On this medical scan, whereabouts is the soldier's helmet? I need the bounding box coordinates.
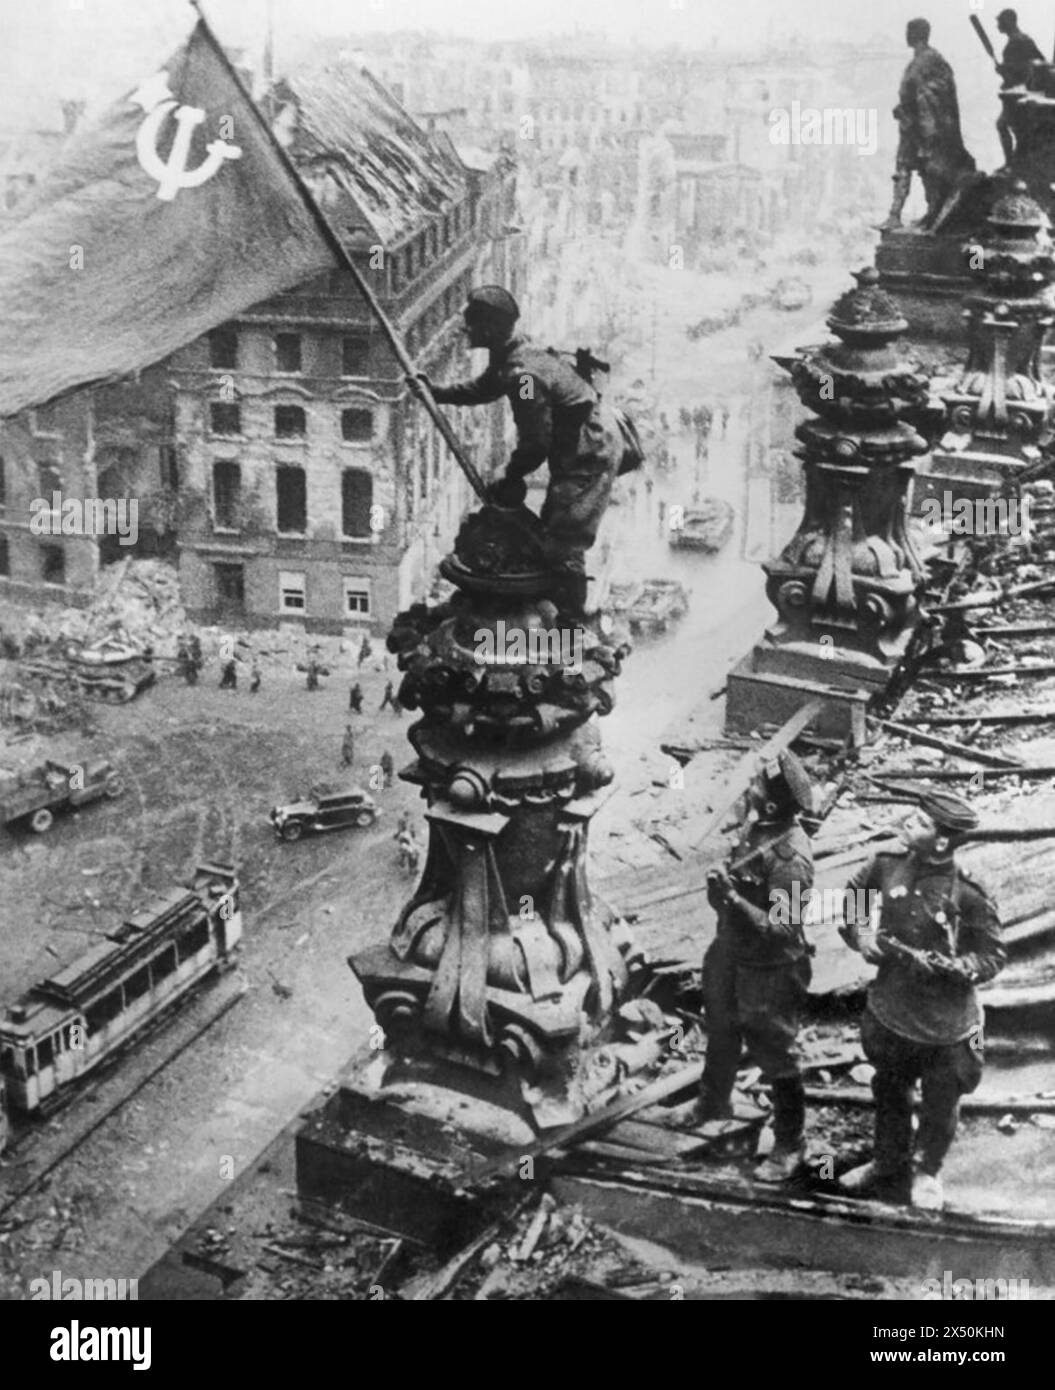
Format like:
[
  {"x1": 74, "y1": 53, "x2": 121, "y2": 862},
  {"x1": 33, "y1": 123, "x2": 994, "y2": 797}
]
[
  {"x1": 759, "y1": 749, "x2": 814, "y2": 817},
  {"x1": 464, "y1": 285, "x2": 520, "y2": 331},
  {"x1": 918, "y1": 790, "x2": 979, "y2": 837}
]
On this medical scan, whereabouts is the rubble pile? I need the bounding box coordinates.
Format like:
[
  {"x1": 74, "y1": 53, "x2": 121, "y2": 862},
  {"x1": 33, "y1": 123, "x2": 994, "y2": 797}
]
[{"x1": 0, "y1": 558, "x2": 187, "y2": 659}]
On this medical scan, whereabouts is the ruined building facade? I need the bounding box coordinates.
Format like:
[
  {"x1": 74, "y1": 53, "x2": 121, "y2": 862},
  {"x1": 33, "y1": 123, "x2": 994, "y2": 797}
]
[{"x1": 0, "y1": 60, "x2": 521, "y2": 631}]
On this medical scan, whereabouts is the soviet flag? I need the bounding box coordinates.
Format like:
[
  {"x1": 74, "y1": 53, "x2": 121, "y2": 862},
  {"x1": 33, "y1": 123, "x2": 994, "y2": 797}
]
[{"x1": 0, "y1": 19, "x2": 335, "y2": 418}]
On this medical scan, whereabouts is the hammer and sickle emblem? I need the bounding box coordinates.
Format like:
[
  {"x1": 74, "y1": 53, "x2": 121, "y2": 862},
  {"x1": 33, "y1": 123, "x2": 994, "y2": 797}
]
[{"x1": 132, "y1": 73, "x2": 242, "y2": 201}]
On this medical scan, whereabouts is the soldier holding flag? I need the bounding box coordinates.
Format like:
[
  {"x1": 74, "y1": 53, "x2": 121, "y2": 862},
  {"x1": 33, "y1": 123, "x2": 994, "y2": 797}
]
[{"x1": 412, "y1": 287, "x2": 628, "y2": 616}]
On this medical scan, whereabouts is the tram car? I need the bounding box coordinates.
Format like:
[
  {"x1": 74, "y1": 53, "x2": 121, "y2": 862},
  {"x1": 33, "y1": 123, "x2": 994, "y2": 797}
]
[{"x1": 0, "y1": 861, "x2": 241, "y2": 1121}]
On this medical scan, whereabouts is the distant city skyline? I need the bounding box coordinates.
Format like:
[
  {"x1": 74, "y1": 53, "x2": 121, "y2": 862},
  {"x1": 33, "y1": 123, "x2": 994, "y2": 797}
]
[{"x1": 0, "y1": 0, "x2": 1048, "y2": 170}]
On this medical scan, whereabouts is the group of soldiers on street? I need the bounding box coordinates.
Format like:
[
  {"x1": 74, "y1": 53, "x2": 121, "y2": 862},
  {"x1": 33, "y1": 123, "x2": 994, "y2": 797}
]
[{"x1": 696, "y1": 750, "x2": 1004, "y2": 1212}]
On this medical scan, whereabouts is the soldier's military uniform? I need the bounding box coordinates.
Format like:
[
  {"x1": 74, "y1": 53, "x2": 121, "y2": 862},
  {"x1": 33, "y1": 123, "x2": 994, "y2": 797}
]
[
  {"x1": 427, "y1": 288, "x2": 622, "y2": 612},
  {"x1": 699, "y1": 752, "x2": 815, "y2": 1179},
  {"x1": 841, "y1": 792, "x2": 1004, "y2": 1201},
  {"x1": 995, "y1": 11, "x2": 1045, "y2": 164}
]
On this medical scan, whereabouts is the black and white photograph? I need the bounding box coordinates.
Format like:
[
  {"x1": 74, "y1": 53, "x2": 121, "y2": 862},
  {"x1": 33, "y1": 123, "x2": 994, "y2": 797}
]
[{"x1": 0, "y1": 0, "x2": 1051, "y2": 1341}]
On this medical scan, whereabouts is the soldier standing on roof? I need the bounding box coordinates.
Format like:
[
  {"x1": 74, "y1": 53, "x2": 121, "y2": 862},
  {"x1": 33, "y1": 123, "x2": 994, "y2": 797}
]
[
  {"x1": 411, "y1": 286, "x2": 625, "y2": 616},
  {"x1": 838, "y1": 791, "x2": 1005, "y2": 1212},
  {"x1": 994, "y1": 9, "x2": 1045, "y2": 165},
  {"x1": 697, "y1": 750, "x2": 816, "y2": 1184}
]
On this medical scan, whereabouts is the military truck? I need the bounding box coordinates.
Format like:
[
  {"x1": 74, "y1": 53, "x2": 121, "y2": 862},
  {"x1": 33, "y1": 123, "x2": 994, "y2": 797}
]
[{"x1": 0, "y1": 757, "x2": 124, "y2": 834}]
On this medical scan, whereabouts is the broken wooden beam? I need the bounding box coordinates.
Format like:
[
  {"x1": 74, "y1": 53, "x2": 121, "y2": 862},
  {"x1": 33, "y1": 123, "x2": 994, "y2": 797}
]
[
  {"x1": 467, "y1": 1062, "x2": 706, "y2": 1187},
  {"x1": 870, "y1": 765, "x2": 1055, "y2": 782},
  {"x1": 868, "y1": 715, "x2": 1023, "y2": 768},
  {"x1": 400, "y1": 1195, "x2": 534, "y2": 1301},
  {"x1": 916, "y1": 709, "x2": 1055, "y2": 727},
  {"x1": 927, "y1": 575, "x2": 1055, "y2": 614},
  {"x1": 974, "y1": 622, "x2": 1055, "y2": 639},
  {"x1": 686, "y1": 699, "x2": 824, "y2": 853},
  {"x1": 927, "y1": 663, "x2": 1055, "y2": 682},
  {"x1": 805, "y1": 1085, "x2": 1055, "y2": 1115}
]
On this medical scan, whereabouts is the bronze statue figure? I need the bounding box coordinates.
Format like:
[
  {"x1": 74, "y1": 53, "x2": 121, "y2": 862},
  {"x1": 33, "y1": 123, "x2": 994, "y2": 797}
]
[{"x1": 880, "y1": 18, "x2": 976, "y2": 233}]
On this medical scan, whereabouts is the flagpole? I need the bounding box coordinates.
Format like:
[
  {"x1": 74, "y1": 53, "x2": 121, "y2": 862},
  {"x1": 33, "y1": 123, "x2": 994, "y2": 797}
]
[{"x1": 188, "y1": 0, "x2": 488, "y2": 502}]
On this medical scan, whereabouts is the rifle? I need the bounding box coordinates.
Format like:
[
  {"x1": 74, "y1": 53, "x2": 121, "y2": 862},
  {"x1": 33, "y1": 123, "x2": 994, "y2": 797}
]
[{"x1": 970, "y1": 14, "x2": 999, "y2": 69}]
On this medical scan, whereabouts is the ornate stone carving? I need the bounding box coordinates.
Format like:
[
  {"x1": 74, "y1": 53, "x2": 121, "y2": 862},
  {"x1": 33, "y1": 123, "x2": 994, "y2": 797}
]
[
  {"x1": 938, "y1": 184, "x2": 1055, "y2": 479},
  {"x1": 350, "y1": 503, "x2": 635, "y2": 1111},
  {"x1": 766, "y1": 267, "x2": 930, "y2": 665}
]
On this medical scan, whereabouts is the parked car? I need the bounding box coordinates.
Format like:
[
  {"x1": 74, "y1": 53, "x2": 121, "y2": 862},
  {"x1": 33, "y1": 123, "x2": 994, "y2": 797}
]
[
  {"x1": 270, "y1": 784, "x2": 379, "y2": 841},
  {"x1": 627, "y1": 580, "x2": 690, "y2": 636},
  {"x1": 0, "y1": 757, "x2": 123, "y2": 834}
]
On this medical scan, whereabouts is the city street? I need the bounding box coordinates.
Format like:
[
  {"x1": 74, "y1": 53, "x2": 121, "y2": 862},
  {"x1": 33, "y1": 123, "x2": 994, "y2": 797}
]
[{"x1": 0, "y1": 287, "x2": 837, "y2": 1292}]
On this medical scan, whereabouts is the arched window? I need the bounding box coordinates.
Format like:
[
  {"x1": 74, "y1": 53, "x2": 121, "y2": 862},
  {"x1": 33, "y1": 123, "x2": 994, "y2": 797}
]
[{"x1": 342, "y1": 468, "x2": 372, "y2": 538}]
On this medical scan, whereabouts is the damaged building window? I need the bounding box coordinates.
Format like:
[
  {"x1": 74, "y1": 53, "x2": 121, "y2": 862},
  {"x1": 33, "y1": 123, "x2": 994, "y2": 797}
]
[
  {"x1": 213, "y1": 562, "x2": 244, "y2": 611},
  {"x1": 0, "y1": 537, "x2": 8, "y2": 575},
  {"x1": 0, "y1": 455, "x2": 5, "y2": 509},
  {"x1": 210, "y1": 402, "x2": 241, "y2": 436},
  {"x1": 37, "y1": 461, "x2": 62, "y2": 494},
  {"x1": 274, "y1": 405, "x2": 306, "y2": 439},
  {"x1": 212, "y1": 461, "x2": 241, "y2": 530},
  {"x1": 162, "y1": 444, "x2": 179, "y2": 492},
  {"x1": 341, "y1": 408, "x2": 373, "y2": 443},
  {"x1": 276, "y1": 466, "x2": 307, "y2": 533},
  {"x1": 279, "y1": 570, "x2": 306, "y2": 613},
  {"x1": 342, "y1": 336, "x2": 369, "y2": 376},
  {"x1": 343, "y1": 577, "x2": 370, "y2": 615},
  {"x1": 274, "y1": 333, "x2": 302, "y2": 373},
  {"x1": 40, "y1": 544, "x2": 65, "y2": 585},
  {"x1": 209, "y1": 328, "x2": 238, "y2": 370},
  {"x1": 341, "y1": 468, "x2": 372, "y2": 538}
]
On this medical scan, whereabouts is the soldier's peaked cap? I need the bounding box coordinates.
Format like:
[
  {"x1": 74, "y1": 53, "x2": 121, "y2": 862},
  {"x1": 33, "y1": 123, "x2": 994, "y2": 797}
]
[
  {"x1": 465, "y1": 285, "x2": 520, "y2": 323},
  {"x1": 918, "y1": 790, "x2": 979, "y2": 833},
  {"x1": 760, "y1": 749, "x2": 814, "y2": 814}
]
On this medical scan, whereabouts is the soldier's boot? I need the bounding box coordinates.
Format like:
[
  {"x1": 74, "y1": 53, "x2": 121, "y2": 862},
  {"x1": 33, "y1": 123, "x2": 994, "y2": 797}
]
[
  {"x1": 837, "y1": 1159, "x2": 910, "y2": 1195},
  {"x1": 877, "y1": 172, "x2": 911, "y2": 232},
  {"x1": 910, "y1": 1169, "x2": 945, "y2": 1211},
  {"x1": 754, "y1": 1076, "x2": 807, "y2": 1183}
]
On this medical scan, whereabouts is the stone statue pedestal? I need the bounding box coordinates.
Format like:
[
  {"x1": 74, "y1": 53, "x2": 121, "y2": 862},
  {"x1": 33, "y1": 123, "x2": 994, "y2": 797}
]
[
  {"x1": 725, "y1": 646, "x2": 873, "y2": 742},
  {"x1": 295, "y1": 1049, "x2": 533, "y2": 1245},
  {"x1": 876, "y1": 227, "x2": 975, "y2": 344},
  {"x1": 296, "y1": 503, "x2": 655, "y2": 1224},
  {"x1": 725, "y1": 268, "x2": 929, "y2": 740}
]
